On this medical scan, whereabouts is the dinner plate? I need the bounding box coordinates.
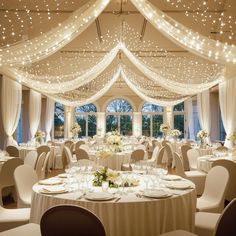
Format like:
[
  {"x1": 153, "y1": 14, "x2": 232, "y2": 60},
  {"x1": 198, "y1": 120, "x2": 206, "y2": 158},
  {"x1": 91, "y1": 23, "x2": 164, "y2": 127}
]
[
  {"x1": 85, "y1": 192, "x2": 115, "y2": 201},
  {"x1": 38, "y1": 179, "x2": 63, "y2": 185},
  {"x1": 142, "y1": 190, "x2": 172, "y2": 199},
  {"x1": 161, "y1": 175, "x2": 182, "y2": 181},
  {"x1": 40, "y1": 186, "x2": 67, "y2": 194},
  {"x1": 166, "y1": 182, "x2": 192, "y2": 190},
  {"x1": 58, "y1": 173, "x2": 70, "y2": 178}
]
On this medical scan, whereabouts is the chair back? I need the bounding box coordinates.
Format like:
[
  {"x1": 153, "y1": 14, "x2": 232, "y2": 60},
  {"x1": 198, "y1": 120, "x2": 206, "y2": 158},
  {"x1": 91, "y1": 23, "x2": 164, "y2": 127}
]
[
  {"x1": 47, "y1": 140, "x2": 55, "y2": 146},
  {"x1": 216, "y1": 146, "x2": 228, "y2": 152},
  {"x1": 212, "y1": 160, "x2": 236, "y2": 201},
  {"x1": 77, "y1": 159, "x2": 97, "y2": 170},
  {"x1": 37, "y1": 145, "x2": 50, "y2": 157},
  {"x1": 64, "y1": 140, "x2": 73, "y2": 148},
  {"x1": 187, "y1": 149, "x2": 200, "y2": 170},
  {"x1": 161, "y1": 140, "x2": 171, "y2": 147},
  {"x1": 24, "y1": 150, "x2": 38, "y2": 169},
  {"x1": 135, "y1": 144, "x2": 146, "y2": 151},
  {"x1": 215, "y1": 198, "x2": 236, "y2": 236},
  {"x1": 40, "y1": 205, "x2": 106, "y2": 236},
  {"x1": 75, "y1": 148, "x2": 89, "y2": 161},
  {"x1": 152, "y1": 140, "x2": 159, "y2": 149},
  {"x1": 64, "y1": 146, "x2": 75, "y2": 164},
  {"x1": 173, "y1": 152, "x2": 186, "y2": 178},
  {"x1": 14, "y1": 165, "x2": 38, "y2": 207},
  {"x1": 75, "y1": 140, "x2": 85, "y2": 152},
  {"x1": 201, "y1": 166, "x2": 229, "y2": 213},
  {"x1": 6, "y1": 145, "x2": 19, "y2": 157},
  {"x1": 164, "y1": 143, "x2": 173, "y2": 167},
  {"x1": 80, "y1": 144, "x2": 90, "y2": 152},
  {"x1": 180, "y1": 144, "x2": 192, "y2": 171},
  {"x1": 131, "y1": 149, "x2": 145, "y2": 162},
  {"x1": 156, "y1": 146, "x2": 165, "y2": 165},
  {"x1": 35, "y1": 152, "x2": 46, "y2": 180},
  {"x1": 151, "y1": 146, "x2": 160, "y2": 161}
]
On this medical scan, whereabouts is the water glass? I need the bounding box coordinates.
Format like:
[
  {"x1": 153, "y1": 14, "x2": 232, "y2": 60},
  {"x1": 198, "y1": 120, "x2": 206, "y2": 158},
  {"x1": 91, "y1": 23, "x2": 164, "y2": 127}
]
[{"x1": 102, "y1": 181, "x2": 109, "y2": 192}]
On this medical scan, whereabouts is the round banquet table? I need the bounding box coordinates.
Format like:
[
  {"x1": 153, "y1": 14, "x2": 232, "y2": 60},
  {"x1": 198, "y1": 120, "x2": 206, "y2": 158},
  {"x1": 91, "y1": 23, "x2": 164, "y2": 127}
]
[{"x1": 30, "y1": 175, "x2": 196, "y2": 236}]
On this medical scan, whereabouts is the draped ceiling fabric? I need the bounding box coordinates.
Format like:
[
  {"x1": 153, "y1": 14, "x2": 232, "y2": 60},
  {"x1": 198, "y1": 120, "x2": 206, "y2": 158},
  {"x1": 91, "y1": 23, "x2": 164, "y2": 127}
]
[
  {"x1": 219, "y1": 79, "x2": 236, "y2": 147},
  {"x1": 1, "y1": 76, "x2": 22, "y2": 146},
  {"x1": 197, "y1": 90, "x2": 211, "y2": 142},
  {"x1": 29, "y1": 90, "x2": 42, "y2": 139},
  {"x1": 45, "y1": 98, "x2": 55, "y2": 142}
]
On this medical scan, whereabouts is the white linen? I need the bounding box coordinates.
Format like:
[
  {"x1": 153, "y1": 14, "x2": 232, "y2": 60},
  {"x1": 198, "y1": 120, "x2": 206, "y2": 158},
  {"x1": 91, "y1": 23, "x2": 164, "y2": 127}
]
[
  {"x1": 29, "y1": 90, "x2": 41, "y2": 139},
  {"x1": 219, "y1": 79, "x2": 236, "y2": 148},
  {"x1": 45, "y1": 98, "x2": 55, "y2": 142},
  {"x1": 1, "y1": 76, "x2": 22, "y2": 146}
]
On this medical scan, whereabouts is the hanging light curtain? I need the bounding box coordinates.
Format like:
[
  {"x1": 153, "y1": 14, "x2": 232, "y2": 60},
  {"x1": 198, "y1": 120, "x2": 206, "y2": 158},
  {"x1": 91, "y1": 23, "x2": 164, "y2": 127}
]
[
  {"x1": 219, "y1": 79, "x2": 236, "y2": 147},
  {"x1": 197, "y1": 90, "x2": 211, "y2": 142},
  {"x1": 1, "y1": 76, "x2": 22, "y2": 146},
  {"x1": 29, "y1": 90, "x2": 41, "y2": 139},
  {"x1": 45, "y1": 98, "x2": 55, "y2": 142},
  {"x1": 130, "y1": 0, "x2": 236, "y2": 65}
]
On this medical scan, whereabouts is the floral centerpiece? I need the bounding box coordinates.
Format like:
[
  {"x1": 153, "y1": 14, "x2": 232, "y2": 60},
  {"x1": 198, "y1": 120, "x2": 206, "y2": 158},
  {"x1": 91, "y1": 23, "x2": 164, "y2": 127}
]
[
  {"x1": 227, "y1": 132, "x2": 236, "y2": 148},
  {"x1": 96, "y1": 149, "x2": 112, "y2": 160},
  {"x1": 71, "y1": 123, "x2": 81, "y2": 139},
  {"x1": 105, "y1": 130, "x2": 123, "y2": 152},
  {"x1": 160, "y1": 124, "x2": 169, "y2": 139},
  {"x1": 169, "y1": 129, "x2": 182, "y2": 140},
  {"x1": 197, "y1": 130, "x2": 208, "y2": 147},
  {"x1": 35, "y1": 130, "x2": 45, "y2": 144}
]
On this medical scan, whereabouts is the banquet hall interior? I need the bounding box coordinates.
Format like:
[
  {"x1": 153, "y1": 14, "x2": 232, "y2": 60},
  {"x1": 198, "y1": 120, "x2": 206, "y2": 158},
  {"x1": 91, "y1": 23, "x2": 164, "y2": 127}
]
[{"x1": 0, "y1": 0, "x2": 236, "y2": 235}]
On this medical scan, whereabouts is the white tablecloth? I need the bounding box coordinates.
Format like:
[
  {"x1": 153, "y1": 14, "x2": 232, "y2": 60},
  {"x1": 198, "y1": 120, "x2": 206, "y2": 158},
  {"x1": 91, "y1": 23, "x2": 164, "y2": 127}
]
[{"x1": 30, "y1": 177, "x2": 196, "y2": 236}]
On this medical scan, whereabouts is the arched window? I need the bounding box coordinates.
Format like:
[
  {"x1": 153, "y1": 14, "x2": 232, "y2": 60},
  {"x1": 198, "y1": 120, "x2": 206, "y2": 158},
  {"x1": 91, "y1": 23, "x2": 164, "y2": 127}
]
[
  {"x1": 141, "y1": 102, "x2": 164, "y2": 137},
  {"x1": 173, "y1": 102, "x2": 185, "y2": 138},
  {"x1": 106, "y1": 99, "x2": 133, "y2": 135},
  {"x1": 54, "y1": 102, "x2": 64, "y2": 139},
  {"x1": 75, "y1": 103, "x2": 97, "y2": 137}
]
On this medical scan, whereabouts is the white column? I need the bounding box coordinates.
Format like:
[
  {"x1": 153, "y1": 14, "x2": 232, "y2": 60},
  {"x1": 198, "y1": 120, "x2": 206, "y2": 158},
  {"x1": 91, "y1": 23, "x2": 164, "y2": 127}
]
[
  {"x1": 64, "y1": 106, "x2": 74, "y2": 139},
  {"x1": 133, "y1": 112, "x2": 142, "y2": 137},
  {"x1": 165, "y1": 106, "x2": 173, "y2": 129},
  {"x1": 97, "y1": 112, "x2": 106, "y2": 137}
]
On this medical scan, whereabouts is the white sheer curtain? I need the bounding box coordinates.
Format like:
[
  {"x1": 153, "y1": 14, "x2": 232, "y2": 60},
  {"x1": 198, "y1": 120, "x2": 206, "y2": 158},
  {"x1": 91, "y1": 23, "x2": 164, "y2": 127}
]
[
  {"x1": 197, "y1": 90, "x2": 211, "y2": 142},
  {"x1": 186, "y1": 99, "x2": 195, "y2": 140},
  {"x1": 219, "y1": 79, "x2": 236, "y2": 147},
  {"x1": 29, "y1": 90, "x2": 41, "y2": 139},
  {"x1": 45, "y1": 98, "x2": 55, "y2": 142},
  {"x1": 1, "y1": 76, "x2": 22, "y2": 146}
]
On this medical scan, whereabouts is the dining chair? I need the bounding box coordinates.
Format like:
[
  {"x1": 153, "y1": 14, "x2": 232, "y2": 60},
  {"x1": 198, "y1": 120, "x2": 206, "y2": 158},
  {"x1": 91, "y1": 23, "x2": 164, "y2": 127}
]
[
  {"x1": 163, "y1": 143, "x2": 174, "y2": 168},
  {"x1": 23, "y1": 150, "x2": 38, "y2": 169},
  {"x1": 75, "y1": 148, "x2": 89, "y2": 161},
  {"x1": 187, "y1": 149, "x2": 200, "y2": 170},
  {"x1": 174, "y1": 152, "x2": 206, "y2": 195},
  {"x1": 6, "y1": 146, "x2": 19, "y2": 158},
  {"x1": 61, "y1": 141, "x2": 74, "y2": 168},
  {"x1": 152, "y1": 139, "x2": 159, "y2": 149},
  {"x1": 158, "y1": 230, "x2": 197, "y2": 236},
  {"x1": 215, "y1": 146, "x2": 228, "y2": 152},
  {"x1": 64, "y1": 140, "x2": 74, "y2": 148},
  {"x1": 37, "y1": 145, "x2": 50, "y2": 157},
  {"x1": 122, "y1": 149, "x2": 145, "y2": 171},
  {"x1": 143, "y1": 146, "x2": 159, "y2": 165},
  {"x1": 74, "y1": 140, "x2": 85, "y2": 153},
  {"x1": 135, "y1": 144, "x2": 146, "y2": 151},
  {"x1": 80, "y1": 144, "x2": 90, "y2": 152},
  {"x1": 47, "y1": 140, "x2": 55, "y2": 146},
  {"x1": 180, "y1": 144, "x2": 192, "y2": 171},
  {"x1": 40, "y1": 205, "x2": 106, "y2": 236},
  {"x1": 64, "y1": 146, "x2": 77, "y2": 165},
  {"x1": 0, "y1": 158, "x2": 23, "y2": 206},
  {"x1": 35, "y1": 152, "x2": 47, "y2": 180},
  {"x1": 14, "y1": 165, "x2": 38, "y2": 208},
  {"x1": 156, "y1": 146, "x2": 165, "y2": 165},
  {"x1": 212, "y1": 159, "x2": 236, "y2": 201},
  {"x1": 195, "y1": 198, "x2": 236, "y2": 236},
  {"x1": 0, "y1": 205, "x2": 31, "y2": 232},
  {"x1": 161, "y1": 140, "x2": 171, "y2": 147},
  {"x1": 197, "y1": 166, "x2": 229, "y2": 213},
  {"x1": 0, "y1": 223, "x2": 40, "y2": 235}
]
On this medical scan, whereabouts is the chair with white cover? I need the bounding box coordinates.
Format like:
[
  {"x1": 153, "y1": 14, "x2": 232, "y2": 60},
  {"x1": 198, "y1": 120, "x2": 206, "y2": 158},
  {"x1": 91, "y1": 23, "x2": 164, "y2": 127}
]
[
  {"x1": 75, "y1": 148, "x2": 89, "y2": 161},
  {"x1": 163, "y1": 143, "x2": 174, "y2": 168},
  {"x1": 195, "y1": 198, "x2": 236, "y2": 236},
  {"x1": 122, "y1": 149, "x2": 145, "y2": 171},
  {"x1": 0, "y1": 223, "x2": 40, "y2": 236},
  {"x1": 158, "y1": 230, "x2": 197, "y2": 236},
  {"x1": 47, "y1": 140, "x2": 55, "y2": 146},
  {"x1": 156, "y1": 146, "x2": 165, "y2": 165},
  {"x1": 135, "y1": 144, "x2": 146, "y2": 151},
  {"x1": 61, "y1": 141, "x2": 74, "y2": 168},
  {"x1": 174, "y1": 152, "x2": 206, "y2": 195},
  {"x1": 0, "y1": 205, "x2": 31, "y2": 232},
  {"x1": 216, "y1": 146, "x2": 228, "y2": 152},
  {"x1": 79, "y1": 144, "x2": 90, "y2": 152},
  {"x1": 143, "y1": 145, "x2": 159, "y2": 165},
  {"x1": 6, "y1": 146, "x2": 19, "y2": 158},
  {"x1": 36, "y1": 145, "x2": 50, "y2": 157},
  {"x1": 0, "y1": 158, "x2": 23, "y2": 206},
  {"x1": 211, "y1": 159, "x2": 236, "y2": 202},
  {"x1": 161, "y1": 140, "x2": 171, "y2": 147},
  {"x1": 197, "y1": 166, "x2": 229, "y2": 213},
  {"x1": 14, "y1": 165, "x2": 38, "y2": 208},
  {"x1": 40, "y1": 205, "x2": 106, "y2": 236},
  {"x1": 35, "y1": 152, "x2": 48, "y2": 180},
  {"x1": 64, "y1": 146, "x2": 77, "y2": 165},
  {"x1": 181, "y1": 144, "x2": 192, "y2": 171},
  {"x1": 23, "y1": 150, "x2": 38, "y2": 169},
  {"x1": 187, "y1": 149, "x2": 200, "y2": 170},
  {"x1": 77, "y1": 159, "x2": 97, "y2": 170}
]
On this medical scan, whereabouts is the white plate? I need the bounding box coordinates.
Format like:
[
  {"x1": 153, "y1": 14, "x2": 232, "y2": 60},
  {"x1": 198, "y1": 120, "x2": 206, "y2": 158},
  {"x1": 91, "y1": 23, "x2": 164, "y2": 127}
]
[
  {"x1": 142, "y1": 190, "x2": 172, "y2": 198},
  {"x1": 161, "y1": 175, "x2": 182, "y2": 181},
  {"x1": 38, "y1": 179, "x2": 63, "y2": 185},
  {"x1": 58, "y1": 173, "x2": 70, "y2": 178},
  {"x1": 40, "y1": 186, "x2": 67, "y2": 194},
  {"x1": 166, "y1": 182, "x2": 192, "y2": 190},
  {"x1": 85, "y1": 192, "x2": 115, "y2": 201}
]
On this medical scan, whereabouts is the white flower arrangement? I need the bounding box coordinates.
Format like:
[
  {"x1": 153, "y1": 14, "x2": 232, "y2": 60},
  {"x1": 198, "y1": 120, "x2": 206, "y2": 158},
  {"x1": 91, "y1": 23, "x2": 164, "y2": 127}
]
[
  {"x1": 169, "y1": 129, "x2": 182, "y2": 137},
  {"x1": 70, "y1": 123, "x2": 81, "y2": 136},
  {"x1": 106, "y1": 131, "x2": 122, "y2": 146},
  {"x1": 160, "y1": 124, "x2": 169, "y2": 133},
  {"x1": 227, "y1": 132, "x2": 236, "y2": 141},
  {"x1": 197, "y1": 130, "x2": 208, "y2": 142},
  {"x1": 96, "y1": 149, "x2": 112, "y2": 160},
  {"x1": 35, "y1": 130, "x2": 45, "y2": 144}
]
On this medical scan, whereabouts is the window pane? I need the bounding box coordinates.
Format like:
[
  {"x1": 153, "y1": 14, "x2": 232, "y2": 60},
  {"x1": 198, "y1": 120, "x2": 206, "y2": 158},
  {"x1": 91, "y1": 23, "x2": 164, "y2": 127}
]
[
  {"x1": 174, "y1": 115, "x2": 184, "y2": 138},
  {"x1": 142, "y1": 115, "x2": 151, "y2": 136},
  {"x1": 142, "y1": 102, "x2": 163, "y2": 112},
  {"x1": 76, "y1": 115, "x2": 86, "y2": 137},
  {"x1": 88, "y1": 115, "x2": 97, "y2": 137},
  {"x1": 54, "y1": 102, "x2": 64, "y2": 139},
  {"x1": 106, "y1": 115, "x2": 118, "y2": 132},
  {"x1": 75, "y1": 103, "x2": 97, "y2": 113},
  {"x1": 173, "y1": 102, "x2": 184, "y2": 112},
  {"x1": 120, "y1": 115, "x2": 132, "y2": 136},
  {"x1": 153, "y1": 115, "x2": 163, "y2": 138},
  {"x1": 106, "y1": 99, "x2": 132, "y2": 112}
]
